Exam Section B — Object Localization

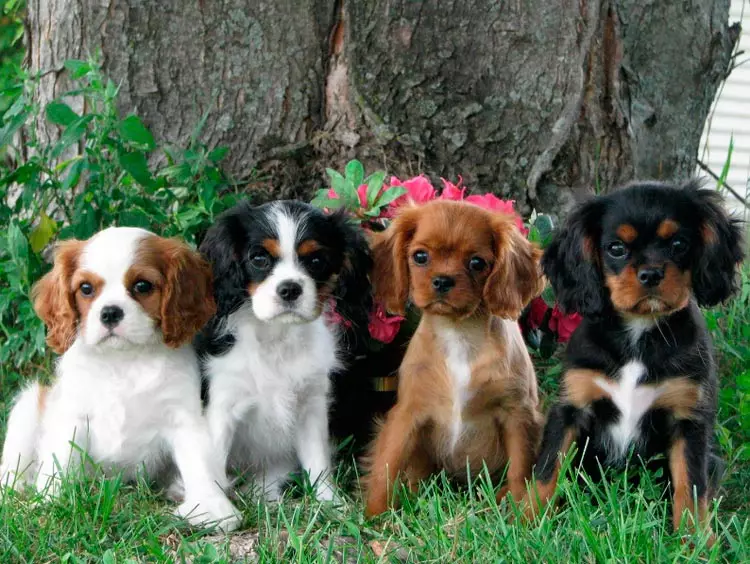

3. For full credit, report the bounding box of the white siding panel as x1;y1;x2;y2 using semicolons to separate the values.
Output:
700;0;750;210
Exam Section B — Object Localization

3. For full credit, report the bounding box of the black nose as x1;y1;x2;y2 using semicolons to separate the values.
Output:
100;305;124;328
431;275;456;294
277;281;303;302
637;267;664;288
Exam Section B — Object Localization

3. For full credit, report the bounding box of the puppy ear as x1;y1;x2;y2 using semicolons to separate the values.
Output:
370;207;418;315
329;210;373;337
160;239;217;348
542;198;607;316
199;205;249;317
32;239;84;354
686;183;745;307
484;215;544;319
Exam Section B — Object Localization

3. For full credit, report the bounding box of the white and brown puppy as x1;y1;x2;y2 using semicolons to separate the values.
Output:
0;227;240;532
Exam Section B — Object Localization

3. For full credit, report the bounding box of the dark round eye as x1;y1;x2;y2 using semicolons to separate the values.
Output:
132;280;153;294
80;282;94;297
607;241;628;259
671;237;688;254
413;250;429;265
304;253;327;274
250;253;271;271
468;256;488;272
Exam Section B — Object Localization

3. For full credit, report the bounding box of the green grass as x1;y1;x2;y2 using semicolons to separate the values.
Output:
1;266;749;562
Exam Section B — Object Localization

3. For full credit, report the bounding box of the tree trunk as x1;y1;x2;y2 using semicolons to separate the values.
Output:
27;0;739;215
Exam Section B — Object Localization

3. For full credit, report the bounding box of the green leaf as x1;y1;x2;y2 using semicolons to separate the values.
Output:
373;186;407;208
62;158;87;191
327;168;359;209
45;101;79;126
365;171;386;207
737;370;750;392
50;114;94;158
64;60;93;79
344;159;365;187
118;151;154;187
29;213;58;253
207;146;229;163
0;109;28;148
118;115;155;150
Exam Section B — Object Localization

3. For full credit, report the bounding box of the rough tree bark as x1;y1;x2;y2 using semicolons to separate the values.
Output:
26;0;739;215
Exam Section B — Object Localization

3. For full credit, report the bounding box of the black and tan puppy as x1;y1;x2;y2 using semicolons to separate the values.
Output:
525;180;744;540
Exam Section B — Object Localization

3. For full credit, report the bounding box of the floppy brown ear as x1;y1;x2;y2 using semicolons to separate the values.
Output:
32;239;85;354
484;215;544;319
159;239;217;348
370;208;419;316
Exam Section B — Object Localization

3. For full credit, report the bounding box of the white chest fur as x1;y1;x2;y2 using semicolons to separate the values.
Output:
436;322;474;451
594;360;663;459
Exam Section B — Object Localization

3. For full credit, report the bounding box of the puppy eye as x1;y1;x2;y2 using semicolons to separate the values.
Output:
303;253;327;273
132;280;153;295
468;256;488;272
80;282;94;297
671;237;689;254
412;250;429;265
250;252;271;271
607;241;628;259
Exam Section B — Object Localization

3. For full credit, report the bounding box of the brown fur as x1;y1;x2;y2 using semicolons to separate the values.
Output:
136;235;216;348
524;429;575;519
32;239;86;353
606;263;691;316
657;219;680;239
298;239;322;256
669;438;713;544
616;224;638;243
262;238;281;258
563;369;610;408
364;201;543;516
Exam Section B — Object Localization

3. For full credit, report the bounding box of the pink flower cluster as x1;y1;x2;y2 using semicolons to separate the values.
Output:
525;297;582;343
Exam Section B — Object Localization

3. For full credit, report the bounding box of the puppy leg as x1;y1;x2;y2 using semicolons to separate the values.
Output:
295;391;335;501
498;411;539;503
364;405;421;517
35;416;89;497
0;383;44;490
669;420;713;544
169;417;241;532
524;403;578;519
205;396;242;476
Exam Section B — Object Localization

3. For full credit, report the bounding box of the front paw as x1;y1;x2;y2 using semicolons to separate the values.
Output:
176;495;242;533
314;480;339;503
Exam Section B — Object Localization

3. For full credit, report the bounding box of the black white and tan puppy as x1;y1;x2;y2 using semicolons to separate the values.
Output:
196;200;371;501
525;180;744;539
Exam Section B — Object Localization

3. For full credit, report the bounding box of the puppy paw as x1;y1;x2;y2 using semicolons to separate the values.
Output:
164;477;185;502
176;495;242;533
314;480;339;503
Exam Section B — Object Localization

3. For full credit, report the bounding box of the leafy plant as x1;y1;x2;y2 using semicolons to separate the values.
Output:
0;59;242;382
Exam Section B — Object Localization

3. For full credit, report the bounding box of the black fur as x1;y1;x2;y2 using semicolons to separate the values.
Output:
534;180;744;519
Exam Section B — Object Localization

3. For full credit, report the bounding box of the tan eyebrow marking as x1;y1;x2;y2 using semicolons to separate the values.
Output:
657;219;679;239
616;224;637;244
297;239;322;256
262;238;281;258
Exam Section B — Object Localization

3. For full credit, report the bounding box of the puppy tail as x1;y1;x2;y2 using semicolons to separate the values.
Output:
1;382;45;490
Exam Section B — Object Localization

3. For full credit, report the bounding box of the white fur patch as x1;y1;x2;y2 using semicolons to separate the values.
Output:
625;317;656;348
595;360;662;460
435;320;474;451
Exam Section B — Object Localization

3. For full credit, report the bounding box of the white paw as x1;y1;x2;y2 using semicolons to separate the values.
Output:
314;480;339;503
176;494;242;532
164;477;185;502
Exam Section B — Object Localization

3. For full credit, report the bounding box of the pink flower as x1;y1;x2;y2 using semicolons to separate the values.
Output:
387;175;437;210
527;297;549;330
464;193;527;234
549;304;582;343
368;301;405;344
324;300;353;329
439;176;466;201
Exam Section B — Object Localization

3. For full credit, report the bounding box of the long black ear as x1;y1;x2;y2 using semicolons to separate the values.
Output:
199;203;250;318
329;211;373;352
542;197;608;316
686;184;745;307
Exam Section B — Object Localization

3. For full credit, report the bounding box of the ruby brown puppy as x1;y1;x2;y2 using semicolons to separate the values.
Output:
0;227;240;532
526;181;744;541
364;200;544;516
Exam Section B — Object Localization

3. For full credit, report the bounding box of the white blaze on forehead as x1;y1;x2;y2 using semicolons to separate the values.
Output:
79;227;154;279
273;206;302;263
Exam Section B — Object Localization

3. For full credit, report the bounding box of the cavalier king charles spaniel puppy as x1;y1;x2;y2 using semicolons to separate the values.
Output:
196;200;370;501
364;200;545;516
526;180;744;540
0;227;240;532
